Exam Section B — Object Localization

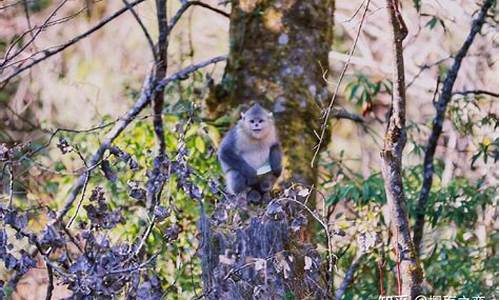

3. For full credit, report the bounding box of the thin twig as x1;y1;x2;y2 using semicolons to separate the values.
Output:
7;163;14;209
133;216;157;256
452;89;499;98
0;0;147;86
58;147;92;215
3;1;97;50
189;1;229;18
272;196;337;294
122;0;157;61
311;0;371;167
341;0;366;23
22;0;34;40
331;108;364;123
1;102;41;130
66;171;90;228
1;0;69;67
45;262;54;300
0;0;31;10
167;0;229;31
405;56;451;89
106;252;160;275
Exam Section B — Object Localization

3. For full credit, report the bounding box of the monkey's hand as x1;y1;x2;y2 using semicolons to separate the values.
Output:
244;169;258;186
271;165;282;177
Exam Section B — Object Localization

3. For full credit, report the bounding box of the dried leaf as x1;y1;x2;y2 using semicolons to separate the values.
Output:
275;253;291;279
254;258;266;271
219;254;235;266
297;188;310;198
101;160;117;182
304;256;313;270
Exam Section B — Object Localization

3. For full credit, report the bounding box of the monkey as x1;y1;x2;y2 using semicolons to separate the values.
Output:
218;104;282;203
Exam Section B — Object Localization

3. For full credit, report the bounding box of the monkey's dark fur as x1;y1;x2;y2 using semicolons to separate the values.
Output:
218;104;282;203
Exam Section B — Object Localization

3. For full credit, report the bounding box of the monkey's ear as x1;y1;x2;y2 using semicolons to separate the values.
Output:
240;112;245;119
268;112;273;118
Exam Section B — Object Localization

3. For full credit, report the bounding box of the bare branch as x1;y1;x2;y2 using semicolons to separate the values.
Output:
1;0;70;68
452;89;499;98
45;262;54;300
66;172;90;228
0;0;147;86
190;1;229;17
334;254;365;300
331;108;364;123
168;0;229;30
1;3;99;65
122;0;157;61
152;0;169;157
0;0;28;10
412;0;495;255
22;0;34;40
405;56;451;89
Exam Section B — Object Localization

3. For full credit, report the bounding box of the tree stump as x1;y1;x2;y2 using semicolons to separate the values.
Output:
199;194;328;299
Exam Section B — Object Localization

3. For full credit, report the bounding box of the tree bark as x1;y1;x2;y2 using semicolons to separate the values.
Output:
380;0;422;298
152;0;168;156
334;254;364;300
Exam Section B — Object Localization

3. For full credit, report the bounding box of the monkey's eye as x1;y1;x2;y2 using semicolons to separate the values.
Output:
258;120;263;124
250;120;255;124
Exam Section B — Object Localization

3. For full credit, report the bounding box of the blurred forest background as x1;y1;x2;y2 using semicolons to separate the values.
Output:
0;0;498;299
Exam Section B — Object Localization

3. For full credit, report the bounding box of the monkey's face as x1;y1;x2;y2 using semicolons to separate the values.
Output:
242;114;271;139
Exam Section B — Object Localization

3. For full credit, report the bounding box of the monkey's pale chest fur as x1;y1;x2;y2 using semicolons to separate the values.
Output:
236;127;277;169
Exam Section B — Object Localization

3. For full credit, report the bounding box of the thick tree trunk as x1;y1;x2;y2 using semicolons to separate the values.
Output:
207;0;334;186
202;1;334;298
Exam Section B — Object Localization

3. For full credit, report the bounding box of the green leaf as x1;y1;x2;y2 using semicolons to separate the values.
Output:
349;83;360;100
194;136;206;153
426;16;438;29
425;16;446;31
413;0;421;11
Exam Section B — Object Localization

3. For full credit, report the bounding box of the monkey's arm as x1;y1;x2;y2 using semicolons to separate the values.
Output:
219;137;257;185
269;144;282;177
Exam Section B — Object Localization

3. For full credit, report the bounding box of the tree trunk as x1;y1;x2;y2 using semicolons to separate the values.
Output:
202;0;334;298
381;0;422;298
207;0;334;186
